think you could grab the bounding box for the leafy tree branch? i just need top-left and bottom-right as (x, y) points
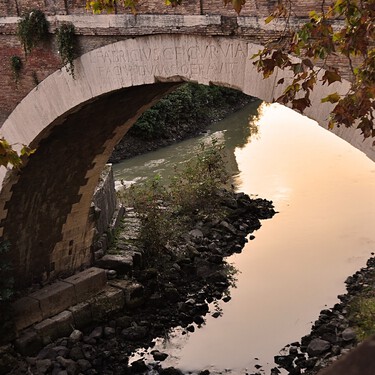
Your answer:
(0, 139), (34, 169)
(253, 0), (374, 141)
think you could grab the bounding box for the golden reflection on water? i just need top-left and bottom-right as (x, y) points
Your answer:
(167, 103), (375, 373)
(115, 102), (375, 374)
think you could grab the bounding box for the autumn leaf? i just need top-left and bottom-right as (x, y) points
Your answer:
(321, 92), (341, 103)
(265, 15), (275, 24)
(302, 58), (314, 69)
(231, 0), (245, 14)
(322, 70), (342, 85)
(292, 98), (311, 112)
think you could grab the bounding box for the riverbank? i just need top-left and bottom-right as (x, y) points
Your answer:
(273, 254), (375, 375)
(109, 90), (256, 162)
(110, 100), (369, 374)
(2, 191), (277, 375)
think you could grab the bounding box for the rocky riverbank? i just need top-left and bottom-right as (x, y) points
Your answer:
(2, 191), (277, 375)
(275, 254), (375, 375)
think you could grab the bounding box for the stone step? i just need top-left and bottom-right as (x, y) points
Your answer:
(14, 282), (144, 356)
(12, 267), (107, 332)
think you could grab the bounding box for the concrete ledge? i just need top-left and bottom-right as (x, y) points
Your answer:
(34, 318), (60, 345)
(12, 280), (147, 356)
(68, 302), (93, 329)
(95, 254), (133, 274)
(14, 329), (42, 356)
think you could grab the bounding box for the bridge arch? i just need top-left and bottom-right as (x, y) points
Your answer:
(0, 34), (373, 287)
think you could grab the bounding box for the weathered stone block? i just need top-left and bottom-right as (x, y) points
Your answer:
(30, 281), (76, 319)
(95, 254), (133, 274)
(50, 311), (74, 337)
(12, 296), (43, 331)
(0, 345), (18, 374)
(91, 286), (125, 321)
(109, 279), (144, 308)
(34, 319), (59, 345)
(64, 267), (107, 303)
(14, 329), (42, 356)
(68, 302), (93, 329)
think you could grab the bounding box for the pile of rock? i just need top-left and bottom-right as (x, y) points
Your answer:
(275, 257), (375, 375)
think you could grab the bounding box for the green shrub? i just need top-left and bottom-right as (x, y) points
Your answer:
(10, 56), (22, 82)
(348, 296), (375, 340)
(119, 139), (229, 255)
(169, 138), (229, 216)
(129, 83), (248, 140)
(121, 175), (178, 256)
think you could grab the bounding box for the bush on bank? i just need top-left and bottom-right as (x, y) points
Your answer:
(129, 83), (249, 140)
(118, 139), (230, 255)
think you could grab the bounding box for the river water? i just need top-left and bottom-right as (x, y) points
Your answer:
(112, 101), (375, 374)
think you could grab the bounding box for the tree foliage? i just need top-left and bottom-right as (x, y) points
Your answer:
(0, 139), (34, 169)
(252, 0), (374, 141)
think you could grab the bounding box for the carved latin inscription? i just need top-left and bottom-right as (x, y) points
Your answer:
(88, 40), (250, 80)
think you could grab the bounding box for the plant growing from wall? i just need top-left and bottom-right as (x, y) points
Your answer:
(17, 9), (49, 56)
(56, 23), (77, 78)
(10, 56), (22, 82)
(32, 71), (39, 86)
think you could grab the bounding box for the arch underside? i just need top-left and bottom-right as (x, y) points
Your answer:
(1, 83), (179, 287)
(0, 34), (373, 287)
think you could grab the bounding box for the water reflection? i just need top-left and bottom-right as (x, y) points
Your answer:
(113, 102), (375, 374)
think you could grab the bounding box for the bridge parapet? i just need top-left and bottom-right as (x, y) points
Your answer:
(0, 0), (321, 18)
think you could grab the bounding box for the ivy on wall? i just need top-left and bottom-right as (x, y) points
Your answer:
(17, 9), (49, 56)
(56, 23), (77, 78)
(10, 56), (22, 83)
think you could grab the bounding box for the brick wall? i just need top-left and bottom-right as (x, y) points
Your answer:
(0, 0), (324, 17)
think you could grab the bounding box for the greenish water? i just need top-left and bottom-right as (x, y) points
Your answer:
(113, 102), (375, 374)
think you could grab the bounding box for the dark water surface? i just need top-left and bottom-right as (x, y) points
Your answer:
(113, 102), (375, 374)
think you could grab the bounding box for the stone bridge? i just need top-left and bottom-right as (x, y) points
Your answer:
(0, 0), (374, 288)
